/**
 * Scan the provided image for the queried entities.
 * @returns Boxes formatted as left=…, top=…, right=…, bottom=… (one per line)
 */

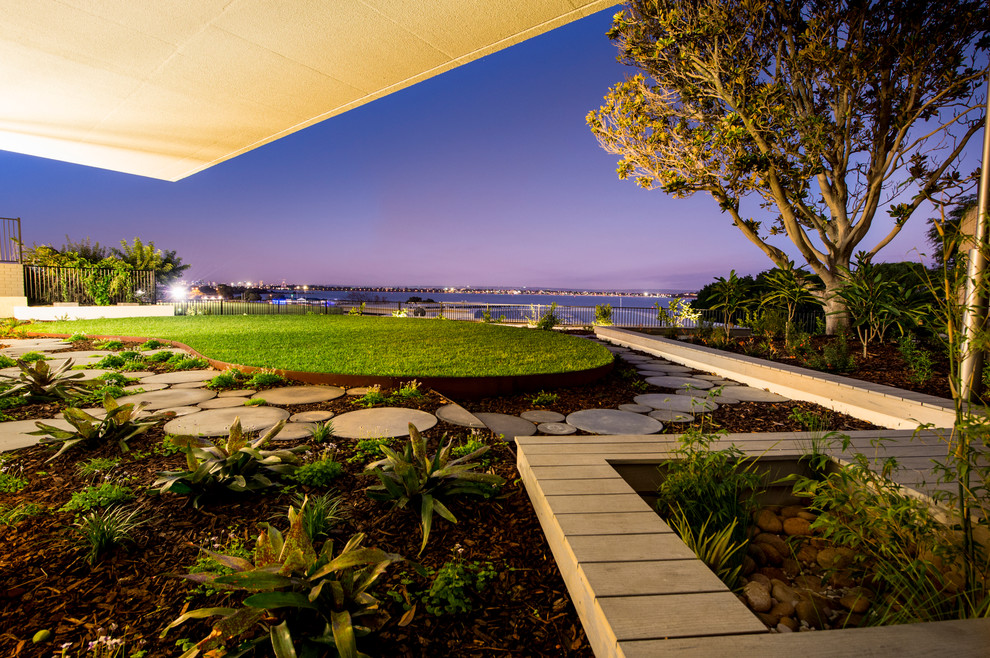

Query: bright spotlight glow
left=170, top=284, right=187, bottom=300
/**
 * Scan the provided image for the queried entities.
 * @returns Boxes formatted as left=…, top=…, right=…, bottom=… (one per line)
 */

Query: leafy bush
left=395, top=380, right=424, bottom=399
left=366, top=423, right=505, bottom=554
left=138, top=339, right=167, bottom=350
left=535, top=303, right=561, bottom=331
left=67, top=332, right=88, bottom=343
left=32, top=394, right=167, bottom=460
left=0, top=358, right=95, bottom=401
left=349, top=437, right=394, bottom=463
left=451, top=437, right=494, bottom=469
left=294, top=491, right=346, bottom=543
left=96, top=372, right=133, bottom=387
left=0, top=469, right=28, bottom=493
left=153, top=419, right=305, bottom=507
left=245, top=369, right=286, bottom=388
left=76, top=457, right=121, bottom=481
left=355, top=385, right=390, bottom=408
left=291, top=452, right=344, bottom=487
left=529, top=390, right=559, bottom=407
left=423, top=553, right=498, bottom=615
left=898, top=335, right=935, bottom=385
left=803, top=331, right=857, bottom=373
left=0, top=354, right=15, bottom=369
left=165, top=354, right=209, bottom=371
left=308, top=420, right=334, bottom=443
left=594, top=304, right=614, bottom=326
left=94, top=340, right=125, bottom=351
left=206, top=368, right=245, bottom=390
left=72, top=505, right=144, bottom=565
left=163, top=500, right=402, bottom=658
left=18, top=351, right=47, bottom=363
left=145, top=350, right=174, bottom=364
left=668, top=508, right=747, bottom=589
left=243, top=398, right=265, bottom=407
left=60, top=482, right=136, bottom=514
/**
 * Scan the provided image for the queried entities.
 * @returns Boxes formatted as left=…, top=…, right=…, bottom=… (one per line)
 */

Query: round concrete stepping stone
left=708, top=379, right=739, bottom=387
left=648, top=409, right=695, bottom=423
left=171, top=381, right=207, bottom=388
left=199, top=397, right=252, bottom=409
left=650, top=365, right=695, bottom=373
left=123, top=382, right=169, bottom=393
left=634, top=394, right=718, bottom=413
left=41, top=350, right=114, bottom=360
left=474, top=413, right=537, bottom=441
left=435, top=404, right=486, bottom=429
left=141, top=370, right=217, bottom=384
left=124, top=388, right=216, bottom=410
left=332, top=407, right=437, bottom=439
left=620, top=354, right=653, bottom=362
left=119, top=370, right=155, bottom=379
left=346, top=387, right=373, bottom=396
left=520, top=410, right=565, bottom=423
left=251, top=385, right=345, bottom=405
left=163, top=406, right=290, bottom=437
left=675, top=389, right=741, bottom=404
left=154, top=406, right=201, bottom=418
left=618, top=403, right=653, bottom=413
left=271, top=423, right=317, bottom=441
left=716, top=386, right=790, bottom=402
left=217, top=389, right=256, bottom=397
left=645, top=376, right=714, bottom=390
left=565, top=409, right=663, bottom=435
left=0, top=418, right=74, bottom=451
left=290, top=410, right=335, bottom=423
left=694, top=374, right=725, bottom=381
left=1, top=338, right=70, bottom=349
left=538, top=422, right=577, bottom=435
left=604, top=346, right=629, bottom=353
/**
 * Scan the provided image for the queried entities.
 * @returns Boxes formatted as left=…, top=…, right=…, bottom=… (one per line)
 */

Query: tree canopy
left=24, top=236, right=190, bottom=287
left=588, top=0, right=988, bottom=331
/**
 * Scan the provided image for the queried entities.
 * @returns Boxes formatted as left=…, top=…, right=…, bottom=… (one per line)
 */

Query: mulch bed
left=0, top=335, right=902, bottom=656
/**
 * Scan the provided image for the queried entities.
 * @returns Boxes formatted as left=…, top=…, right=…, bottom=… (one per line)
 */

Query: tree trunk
left=818, top=282, right=850, bottom=335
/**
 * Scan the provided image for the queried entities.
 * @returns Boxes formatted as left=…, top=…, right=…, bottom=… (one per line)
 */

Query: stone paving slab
left=332, top=407, right=437, bottom=439
left=435, top=403, right=487, bottom=429
left=163, top=406, right=290, bottom=437
left=674, top=390, right=741, bottom=404
left=0, top=418, right=73, bottom=451
left=538, top=422, right=577, bottom=435
left=647, top=409, right=695, bottom=423
left=474, top=413, right=537, bottom=440
left=251, top=385, right=345, bottom=405
left=618, top=403, right=653, bottom=414
left=123, top=383, right=169, bottom=393
left=565, top=409, right=663, bottom=435
left=154, top=406, right=202, bottom=418
left=644, top=375, right=714, bottom=390
left=347, top=387, right=373, bottom=396
left=217, top=389, right=256, bottom=397
left=272, top=423, right=317, bottom=441
left=198, top=397, right=251, bottom=409
left=124, top=388, right=216, bottom=410
left=290, top=410, right=335, bottom=423
left=634, top=394, right=718, bottom=413
left=520, top=410, right=566, bottom=423
left=141, top=370, right=217, bottom=384
left=171, top=381, right=207, bottom=389
left=43, top=350, right=114, bottom=360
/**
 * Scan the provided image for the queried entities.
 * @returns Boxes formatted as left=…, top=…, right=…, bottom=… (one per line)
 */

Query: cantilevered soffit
left=1, top=0, right=618, bottom=181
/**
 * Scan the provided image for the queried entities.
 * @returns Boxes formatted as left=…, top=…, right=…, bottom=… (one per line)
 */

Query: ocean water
left=268, top=289, right=685, bottom=308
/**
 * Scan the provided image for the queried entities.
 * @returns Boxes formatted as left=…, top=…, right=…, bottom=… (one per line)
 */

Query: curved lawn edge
left=28, top=331, right=613, bottom=399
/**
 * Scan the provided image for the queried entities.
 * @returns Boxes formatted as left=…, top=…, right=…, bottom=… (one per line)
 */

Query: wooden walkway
left=516, top=429, right=990, bottom=657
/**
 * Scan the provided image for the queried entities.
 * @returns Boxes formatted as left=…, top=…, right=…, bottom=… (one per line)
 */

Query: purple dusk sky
left=0, top=8, right=975, bottom=292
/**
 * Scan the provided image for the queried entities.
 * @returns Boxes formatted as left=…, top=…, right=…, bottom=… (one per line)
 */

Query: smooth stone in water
left=474, top=413, right=537, bottom=441
left=538, top=422, right=576, bottom=435
left=634, top=394, right=718, bottom=413
left=332, top=407, right=437, bottom=439
left=435, top=404, right=486, bottom=429
left=163, top=406, right=290, bottom=437
left=217, top=389, right=256, bottom=397
left=290, top=410, right=335, bottom=423
left=617, top=403, right=652, bottom=413
left=645, top=376, right=714, bottom=390
left=252, top=385, right=345, bottom=405
left=565, top=409, right=663, bottom=435
left=520, top=410, right=565, bottom=423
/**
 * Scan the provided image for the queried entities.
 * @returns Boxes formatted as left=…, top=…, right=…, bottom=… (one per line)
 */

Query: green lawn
left=36, top=316, right=612, bottom=377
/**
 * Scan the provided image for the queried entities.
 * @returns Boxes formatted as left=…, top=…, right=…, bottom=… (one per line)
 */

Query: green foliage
left=0, top=502, right=42, bottom=526
left=451, top=437, right=494, bottom=469
left=93, top=354, right=126, bottom=370
left=119, top=350, right=141, bottom=361
left=738, top=307, right=787, bottom=340
left=163, top=499, right=402, bottom=658
left=593, top=303, right=614, bottom=326
left=67, top=332, right=88, bottom=343
left=348, top=301, right=366, bottom=316
left=60, top=482, right=136, bottom=514
left=291, top=451, right=344, bottom=488
left=206, top=368, right=245, bottom=390
left=72, top=504, right=144, bottom=565
left=165, top=354, right=209, bottom=371
left=245, top=369, right=286, bottom=388
left=529, top=390, right=559, bottom=407
left=18, top=351, right=46, bottom=363
left=139, top=339, right=167, bottom=350
left=395, top=379, right=424, bottom=399
left=348, top=437, right=394, bottom=464
left=708, top=270, right=754, bottom=339
left=76, top=457, right=121, bottom=481
left=0, top=469, right=28, bottom=493
left=112, top=237, right=190, bottom=287
left=354, top=385, right=389, bottom=408
left=243, top=398, right=265, bottom=407
left=0, top=358, right=95, bottom=401
left=294, top=491, right=346, bottom=543
left=96, top=372, right=133, bottom=387
left=186, top=533, right=253, bottom=598
left=94, top=340, right=125, bottom=351
left=802, top=332, right=857, bottom=373
left=366, top=424, right=505, bottom=554
left=32, top=394, right=167, bottom=460
left=668, top=508, right=747, bottom=590
left=423, top=552, right=498, bottom=616
left=898, top=335, right=935, bottom=385
left=0, top=354, right=14, bottom=370
left=153, top=419, right=305, bottom=508
left=760, top=262, right=821, bottom=341
left=308, top=420, right=334, bottom=443
left=145, top=350, right=174, bottom=364
left=535, top=303, right=561, bottom=331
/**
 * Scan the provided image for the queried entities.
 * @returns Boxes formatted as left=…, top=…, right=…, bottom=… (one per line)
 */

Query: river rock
left=817, top=546, right=854, bottom=570
left=826, top=569, right=859, bottom=589
left=798, top=510, right=818, bottom=522
left=793, top=574, right=823, bottom=593
left=782, top=558, right=801, bottom=578
left=770, top=600, right=796, bottom=618
left=755, top=509, right=783, bottom=533
left=749, top=573, right=771, bottom=589
left=796, top=543, right=819, bottom=565
left=771, top=580, right=800, bottom=606
left=780, top=505, right=804, bottom=518
left=839, top=588, right=872, bottom=614
left=747, top=543, right=767, bottom=565
left=795, top=598, right=830, bottom=629
left=754, top=533, right=789, bottom=557
left=741, top=555, right=757, bottom=576
left=743, top=581, right=772, bottom=613
left=783, top=517, right=812, bottom=536
left=777, top=617, right=799, bottom=632
left=759, top=542, right=784, bottom=566
left=760, top=566, right=789, bottom=582
left=757, top=612, right=780, bottom=627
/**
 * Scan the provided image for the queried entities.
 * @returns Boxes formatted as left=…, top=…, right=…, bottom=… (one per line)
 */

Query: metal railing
left=25, top=266, right=156, bottom=306
left=0, top=217, right=22, bottom=263
left=168, top=298, right=821, bottom=331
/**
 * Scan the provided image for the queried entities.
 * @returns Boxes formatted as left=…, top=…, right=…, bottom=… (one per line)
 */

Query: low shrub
left=60, top=482, right=136, bottom=514
left=291, top=449, right=344, bottom=487
left=423, top=551, right=498, bottom=616
left=73, top=505, right=144, bottom=565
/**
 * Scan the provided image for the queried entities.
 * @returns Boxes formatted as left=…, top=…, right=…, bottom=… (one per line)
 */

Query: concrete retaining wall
left=15, top=305, right=175, bottom=321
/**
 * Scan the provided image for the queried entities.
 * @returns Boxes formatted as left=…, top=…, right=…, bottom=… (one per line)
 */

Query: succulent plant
left=162, top=498, right=403, bottom=658
left=153, top=418, right=305, bottom=507
left=366, top=423, right=504, bottom=554
left=0, top=358, right=95, bottom=401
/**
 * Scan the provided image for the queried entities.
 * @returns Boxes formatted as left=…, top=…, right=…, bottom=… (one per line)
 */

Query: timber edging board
left=595, top=327, right=957, bottom=430
left=516, top=431, right=990, bottom=657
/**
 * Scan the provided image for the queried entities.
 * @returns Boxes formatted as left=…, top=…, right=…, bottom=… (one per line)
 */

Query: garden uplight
left=170, top=284, right=187, bottom=300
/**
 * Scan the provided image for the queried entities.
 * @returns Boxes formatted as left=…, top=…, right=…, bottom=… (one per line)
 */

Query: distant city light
left=170, top=284, right=187, bottom=300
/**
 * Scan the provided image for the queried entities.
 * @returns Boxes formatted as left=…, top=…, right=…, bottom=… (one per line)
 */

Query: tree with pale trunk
left=588, top=0, right=988, bottom=333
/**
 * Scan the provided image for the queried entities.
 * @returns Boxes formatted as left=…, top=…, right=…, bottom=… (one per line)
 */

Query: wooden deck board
left=598, top=592, right=766, bottom=640
left=582, top=560, right=729, bottom=596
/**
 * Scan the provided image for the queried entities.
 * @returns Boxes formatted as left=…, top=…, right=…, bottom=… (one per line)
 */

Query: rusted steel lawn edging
left=595, top=326, right=956, bottom=430
left=28, top=332, right=612, bottom=398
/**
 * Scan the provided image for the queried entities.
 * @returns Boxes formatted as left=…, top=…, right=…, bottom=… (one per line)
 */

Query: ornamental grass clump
left=163, top=498, right=402, bottom=658
left=0, top=358, right=95, bottom=402
left=32, top=394, right=168, bottom=460
left=153, top=418, right=305, bottom=508
left=72, top=504, right=144, bottom=565
left=365, top=424, right=505, bottom=554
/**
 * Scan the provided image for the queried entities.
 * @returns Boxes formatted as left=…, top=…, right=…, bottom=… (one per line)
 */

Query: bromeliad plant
left=153, top=418, right=305, bottom=508
left=0, top=358, right=95, bottom=402
left=163, top=499, right=403, bottom=658
left=365, top=424, right=505, bottom=554
left=31, top=394, right=167, bottom=460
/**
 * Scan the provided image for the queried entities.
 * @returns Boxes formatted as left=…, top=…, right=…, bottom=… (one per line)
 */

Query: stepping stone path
left=272, top=423, right=316, bottom=441
left=290, top=410, right=335, bottom=423
left=141, top=370, right=217, bottom=384
left=123, top=388, right=216, bottom=410
left=347, top=387, right=373, bottom=396
left=634, top=393, right=718, bottom=413
left=716, top=386, right=789, bottom=402
left=618, top=403, right=653, bottom=413
left=123, top=383, right=168, bottom=393
left=644, top=375, right=714, bottom=390
left=0, top=418, right=74, bottom=451
left=648, top=409, right=694, bottom=423
left=674, top=390, right=741, bottom=404
left=199, top=397, right=251, bottom=409
left=332, top=407, right=437, bottom=439
left=251, top=385, right=345, bottom=405
left=164, top=406, right=290, bottom=437
left=436, top=403, right=487, bottom=429
left=217, top=389, right=256, bottom=397
left=520, top=410, right=565, bottom=423
left=154, top=406, right=201, bottom=418
left=539, top=422, right=576, bottom=435
left=647, top=365, right=694, bottom=373
left=565, top=409, right=663, bottom=435
left=474, top=413, right=536, bottom=441
left=171, top=381, right=207, bottom=389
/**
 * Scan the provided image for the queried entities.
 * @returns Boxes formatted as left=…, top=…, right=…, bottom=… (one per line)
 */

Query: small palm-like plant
left=31, top=394, right=167, bottom=460
left=0, top=358, right=95, bottom=401
left=153, top=418, right=305, bottom=507
left=366, top=424, right=505, bottom=554
left=162, top=498, right=403, bottom=658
